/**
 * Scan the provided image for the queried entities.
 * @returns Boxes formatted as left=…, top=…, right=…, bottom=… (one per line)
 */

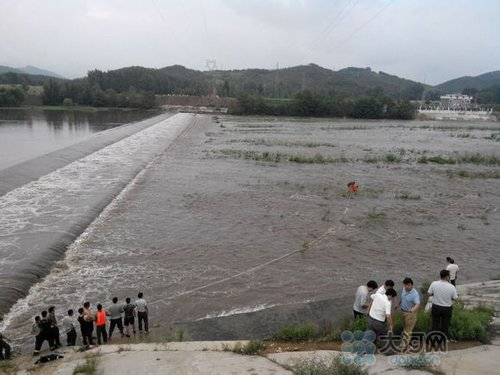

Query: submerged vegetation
left=228, top=138, right=337, bottom=148
left=217, top=148, right=500, bottom=170
left=218, top=149, right=348, bottom=164
left=419, top=153, right=500, bottom=166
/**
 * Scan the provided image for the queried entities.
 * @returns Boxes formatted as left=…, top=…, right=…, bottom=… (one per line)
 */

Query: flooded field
left=2, top=114, right=499, bottom=349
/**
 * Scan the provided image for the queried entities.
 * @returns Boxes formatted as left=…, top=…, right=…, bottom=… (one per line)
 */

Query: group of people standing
left=352, top=257, right=460, bottom=353
left=31, top=292, right=149, bottom=356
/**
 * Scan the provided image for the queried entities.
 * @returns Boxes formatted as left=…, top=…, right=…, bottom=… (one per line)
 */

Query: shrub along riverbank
left=270, top=303, right=494, bottom=344
left=230, top=91, right=416, bottom=120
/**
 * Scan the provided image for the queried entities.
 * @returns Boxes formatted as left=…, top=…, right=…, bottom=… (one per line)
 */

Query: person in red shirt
left=347, top=181, right=359, bottom=192
left=94, top=304, right=108, bottom=345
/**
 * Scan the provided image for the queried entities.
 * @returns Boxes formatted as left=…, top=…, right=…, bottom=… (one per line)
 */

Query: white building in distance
left=440, top=94, right=473, bottom=109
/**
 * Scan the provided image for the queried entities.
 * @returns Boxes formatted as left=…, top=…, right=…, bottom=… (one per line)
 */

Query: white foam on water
left=0, top=113, right=195, bottom=334
left=197, top=303, right=282, bottom=320
left=0, top=113, right=192, bottom=238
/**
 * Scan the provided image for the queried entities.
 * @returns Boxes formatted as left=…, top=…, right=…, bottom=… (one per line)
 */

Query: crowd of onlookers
left=352, top=257, right=459, bottom=353
left=0, top=256, right=462, bottom=360
left=28, top=292, right=149, bottom=356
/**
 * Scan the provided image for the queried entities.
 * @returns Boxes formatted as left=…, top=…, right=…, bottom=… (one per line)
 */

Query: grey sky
left=1, top=0, right=499, bottom=85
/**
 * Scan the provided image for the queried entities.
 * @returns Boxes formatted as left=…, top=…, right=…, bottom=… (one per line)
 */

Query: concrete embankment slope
left=6, top=281, right=499, bottom=375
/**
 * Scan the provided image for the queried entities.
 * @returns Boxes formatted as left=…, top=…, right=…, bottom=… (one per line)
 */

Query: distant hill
left=18, top=65, right=65, bottom=79
left=212, top=64, right=428, bottom=99
left=86, top=63, right=428, bottom=99
left=0, top=65, right=64, bottom=79
left=86, top=65, right=208, bottom=95
left=0, top=65, right=23, bottom=75
left=436, top=71, right=500, bottom=93
left=2, top=62, right=500, bottom=102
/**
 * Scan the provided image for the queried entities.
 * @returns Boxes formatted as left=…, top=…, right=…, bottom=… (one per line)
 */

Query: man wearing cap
left=396, top=277, right=420, bottom=352
left=427, top=270, right=458, bottom=341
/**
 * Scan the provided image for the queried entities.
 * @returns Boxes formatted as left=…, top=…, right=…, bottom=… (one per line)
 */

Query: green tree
left=462, top=87, right=477, bottom=97
left=351, top=97, right=383, bottom=118
left=42, top=79, right=63, bottom=105
left=294, top=90, right=319, bottom=116
left=91, top=87, right=107, bottom=107
left=0, top=86, right=25, bottom=107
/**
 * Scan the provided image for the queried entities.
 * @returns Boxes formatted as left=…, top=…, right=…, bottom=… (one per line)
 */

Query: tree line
left=2, top=66, right=500, bottom=113
left=0, top=86, right=25, bottom=107
left=41, top=78, right=156, bottom=109
left=231, top=90, right=416, bottom=119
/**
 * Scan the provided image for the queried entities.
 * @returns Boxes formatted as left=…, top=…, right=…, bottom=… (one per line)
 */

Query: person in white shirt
left=446, top=257, right=459, bottom=286
left=376, top=280, right=395, bottom=294
left=135, top=292, right=149, bottom=333
left=367, top=288, right=397, bottom=347
left=353, top=280, right=378, bottom=318
left=427, top=269, right=458, bottom=340
left=61, top=309, right=77, bottom=346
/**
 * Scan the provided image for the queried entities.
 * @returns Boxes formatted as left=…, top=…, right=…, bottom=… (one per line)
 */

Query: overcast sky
left=1, top=0, right=499, bottom=85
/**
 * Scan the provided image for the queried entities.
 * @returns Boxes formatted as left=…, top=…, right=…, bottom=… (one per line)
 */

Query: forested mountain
left=18, top=65, right=66, bottom=79
left=0, top=65, right=24, bottom=74
left=86, top=65, right=208, bottom=95
left=0, top=65, right=63, bottom=78
left=2, top=63, right=500, bottom=107
left=0, top=71, right=60, bottom=85
left=212, top=64, right=427, bottom=100
left=436, top=71, right=500, bottom=93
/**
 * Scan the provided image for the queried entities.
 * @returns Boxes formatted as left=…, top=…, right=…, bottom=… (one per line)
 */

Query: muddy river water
left=1, top=113, right=499, bottom=350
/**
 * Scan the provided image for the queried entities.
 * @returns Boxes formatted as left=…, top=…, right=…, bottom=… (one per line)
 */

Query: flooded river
left=1, top=113, right=499, bottom=350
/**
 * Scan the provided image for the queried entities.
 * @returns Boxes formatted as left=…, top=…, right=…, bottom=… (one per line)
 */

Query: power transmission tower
left=206, top=59, right=217, bottom=97
left=274, top=62, right=280, bottom=99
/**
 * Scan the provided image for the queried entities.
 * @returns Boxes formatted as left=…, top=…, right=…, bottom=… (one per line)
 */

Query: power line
left=150, top=0, right=180, bottom=44
left=326, top=0, right=394, bottom=53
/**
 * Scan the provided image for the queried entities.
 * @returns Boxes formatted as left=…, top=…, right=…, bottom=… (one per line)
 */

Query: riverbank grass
left=73, top=353, right=98, bottom=375
left=291, top=355, right=368, bottom=375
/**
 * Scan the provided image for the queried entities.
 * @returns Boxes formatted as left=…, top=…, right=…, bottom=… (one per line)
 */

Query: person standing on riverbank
left=82, top=302, right=95, bottom=346
left=35, top=310, right=55, bottom=352
left=353, top=280, right=378, bottom=318
left=0, top=331, right=11, bottom=361
left=77, top=308, right=90, bottom=347
left=135, top=292, right=149, bottom=333
left=95, top=304, right=108, bottom=345
left=123, top=297, right=137, bottom=337
left=427, top=270, right=458, bottom=342
left=62, top=309, right=77, bottom=346
left=108, top=297, right=125, bottom=340
left=376, top=280, right=395, bottom=294
left=396, top=277, right=420, bottom=352
left=367, top=288, right=397, bottom=348
left=47, top=306, right=62, bottom=348
left=446, top=257, right=459, bottom=286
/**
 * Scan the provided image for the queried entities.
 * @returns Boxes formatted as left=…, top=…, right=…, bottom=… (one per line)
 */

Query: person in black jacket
left=0, top=331, right=11, bottom=360
left=33, top=310, right=55, bottom=354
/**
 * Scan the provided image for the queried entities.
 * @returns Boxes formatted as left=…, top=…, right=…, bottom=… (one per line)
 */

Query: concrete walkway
left=10, top=342, right=500, bottom=375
